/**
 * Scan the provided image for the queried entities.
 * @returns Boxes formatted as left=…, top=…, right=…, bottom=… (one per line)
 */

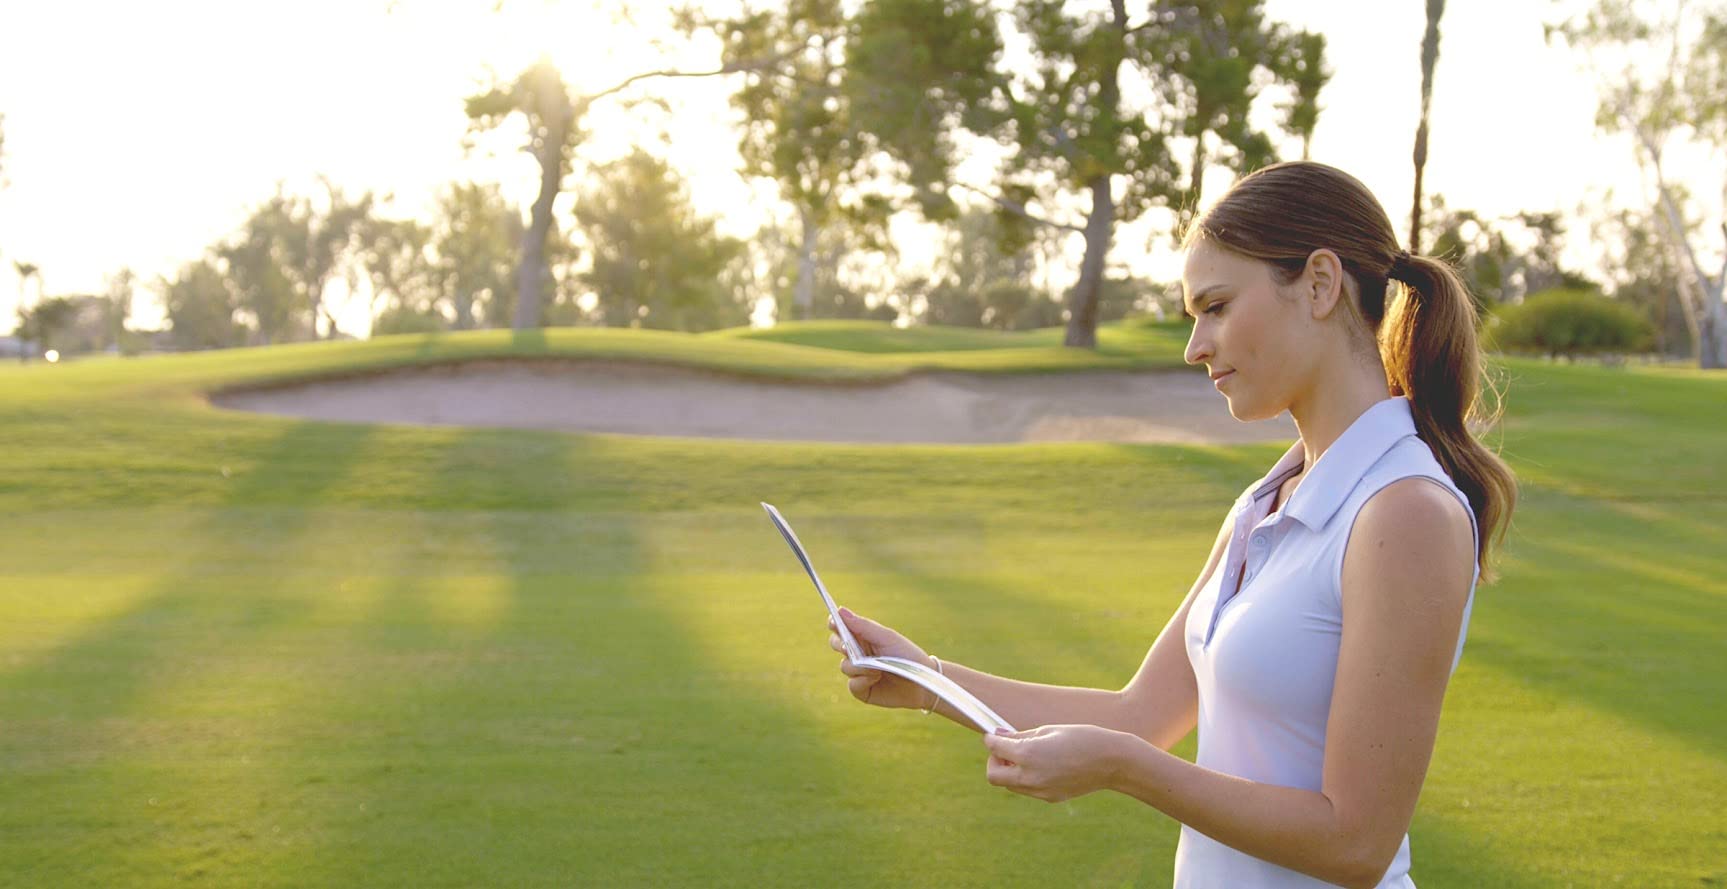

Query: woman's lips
left=1212, top=370, right=1235, bottom=388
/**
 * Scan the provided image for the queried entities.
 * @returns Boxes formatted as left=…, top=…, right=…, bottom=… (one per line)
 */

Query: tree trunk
left=794, top=207, right=819, bottom=321
left=516, top=112, right=568, bottom=330
left=1409, top=120, right=1429, bottom=253
left=1410, top=0, right=1444, bottom=254
left=1646, top=149, right=1726, bottom=367
left=1063, top=0, right=1127, bottom=350
left=454, top=289, right=475, bottom=330
left=1699, top=307, right=1727, bottom=369
left=1064, top=174, right=1114, bottom=349
left=1188, top=134, right=1207, bottom=231
left=308, top=295, right=323, bottom=340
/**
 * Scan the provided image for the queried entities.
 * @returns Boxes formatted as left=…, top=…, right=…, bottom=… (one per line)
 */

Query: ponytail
left=1383, top=255, right=1517, bottom=581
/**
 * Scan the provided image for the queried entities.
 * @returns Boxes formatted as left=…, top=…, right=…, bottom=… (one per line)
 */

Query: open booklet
left=761, top=502, right=1015, bottom=734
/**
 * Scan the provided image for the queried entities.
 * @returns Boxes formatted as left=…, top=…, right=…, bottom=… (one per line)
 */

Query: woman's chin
left=1223, top=396, right=1277, bottom=423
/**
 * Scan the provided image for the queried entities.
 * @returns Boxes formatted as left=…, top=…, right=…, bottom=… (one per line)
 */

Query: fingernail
left=994, top=727, right=1011, bottom=735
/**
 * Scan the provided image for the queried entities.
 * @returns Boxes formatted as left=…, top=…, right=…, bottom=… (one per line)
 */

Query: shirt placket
left=1204, top=496, right=1265, bottom=647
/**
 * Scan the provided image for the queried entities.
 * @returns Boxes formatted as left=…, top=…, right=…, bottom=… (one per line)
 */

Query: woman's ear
left=1304, top=249, right=1345, bottom=320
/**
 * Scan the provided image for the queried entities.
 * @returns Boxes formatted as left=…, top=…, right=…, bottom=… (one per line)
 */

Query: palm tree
left=1410, top=0, right=1445, bottom=253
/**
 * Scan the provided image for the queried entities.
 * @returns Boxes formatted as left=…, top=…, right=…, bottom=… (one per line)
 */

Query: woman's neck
left=1287, top=360, right=1395, bottom=472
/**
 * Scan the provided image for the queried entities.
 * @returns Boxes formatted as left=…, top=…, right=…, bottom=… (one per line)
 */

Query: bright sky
left=0, top=0, right=1718, bottom=337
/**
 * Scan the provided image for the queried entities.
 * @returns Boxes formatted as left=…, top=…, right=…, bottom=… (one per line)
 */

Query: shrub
left=1486, top=288, right=1654, bottom=359
left=372, top=306, right=448, bottom=337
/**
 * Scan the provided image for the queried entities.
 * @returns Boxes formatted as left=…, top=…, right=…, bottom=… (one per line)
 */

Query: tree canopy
left=1550, top=0, right=1727, bottom=367
left=575, top=149, right=750, bottom=332
left=844, top=0, right=1327, bottom=347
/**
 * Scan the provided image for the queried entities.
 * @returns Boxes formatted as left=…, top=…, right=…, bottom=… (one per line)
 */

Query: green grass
left=0, top=323, right=1721, bottom=887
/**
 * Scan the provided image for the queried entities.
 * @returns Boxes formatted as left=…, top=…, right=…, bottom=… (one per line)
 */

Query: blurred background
left=0, top=0, right=1720, bottom=363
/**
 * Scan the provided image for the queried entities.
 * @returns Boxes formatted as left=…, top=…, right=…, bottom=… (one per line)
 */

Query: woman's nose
left=1184, top=324, right=1211, bottom=366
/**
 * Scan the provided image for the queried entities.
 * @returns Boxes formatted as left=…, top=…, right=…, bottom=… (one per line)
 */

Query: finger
left=838, top=658, right=879, bottom=679
left=986, top=757, right=1023, bottom=789
left=829, top=633, right=843, bottom=652
left=848, top=674, right=880, bottom=700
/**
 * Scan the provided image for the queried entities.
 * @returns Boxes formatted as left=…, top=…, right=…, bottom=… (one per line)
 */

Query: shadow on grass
left=1470, top=491, right=1727, bottom=762
left=1404, top=811, right=1558, bottom=889
left=0, top=418, right=377, bottom=883
left=290, top=427, right=898, bottom=887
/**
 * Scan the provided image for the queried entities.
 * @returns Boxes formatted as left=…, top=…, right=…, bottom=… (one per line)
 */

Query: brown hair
left=1185, top=160, right=1515, bottom=580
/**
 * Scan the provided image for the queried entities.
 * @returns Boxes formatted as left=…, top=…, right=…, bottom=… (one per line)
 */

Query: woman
left=827, top=161, right=1516, bottom=888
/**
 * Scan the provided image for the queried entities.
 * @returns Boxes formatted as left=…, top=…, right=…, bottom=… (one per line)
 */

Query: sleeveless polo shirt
left=1174, top=396, right=1479, bottom=889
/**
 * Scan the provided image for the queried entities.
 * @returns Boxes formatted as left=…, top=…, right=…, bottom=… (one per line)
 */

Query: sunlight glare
left=472, top=0, right=620, bottom=96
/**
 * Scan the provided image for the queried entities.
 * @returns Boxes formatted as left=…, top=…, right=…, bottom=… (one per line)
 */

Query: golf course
left=1, top=319, right=1722, bottom=887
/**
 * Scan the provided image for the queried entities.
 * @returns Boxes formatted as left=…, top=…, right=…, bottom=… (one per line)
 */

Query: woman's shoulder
left=1332, top=437, right=1477, bottom=569
left=1355, top=436, right=1470, bottom=510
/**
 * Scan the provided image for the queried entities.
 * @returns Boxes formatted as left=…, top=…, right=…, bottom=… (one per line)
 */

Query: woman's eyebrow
left=1183, top=284, right=1229, bottom=316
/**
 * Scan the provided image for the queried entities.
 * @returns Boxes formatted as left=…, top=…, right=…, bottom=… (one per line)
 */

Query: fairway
left=1, top=323, right=1722, bottom=887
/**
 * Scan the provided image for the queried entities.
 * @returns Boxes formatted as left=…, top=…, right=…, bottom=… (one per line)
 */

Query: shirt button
left=1252, top=535, right=1267, bottom=547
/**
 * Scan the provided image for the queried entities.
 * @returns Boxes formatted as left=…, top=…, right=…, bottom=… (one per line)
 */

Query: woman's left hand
left=981, top=724, right=1138, bottom=803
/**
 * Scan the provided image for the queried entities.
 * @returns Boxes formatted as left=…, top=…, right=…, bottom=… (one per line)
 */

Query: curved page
left=762, top=502, right=863, bottom=662
left=762, top=502, right=1015, bottom=733
left=860, top=655, right=1015, bottom=734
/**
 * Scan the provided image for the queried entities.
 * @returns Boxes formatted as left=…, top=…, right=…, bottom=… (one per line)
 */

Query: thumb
left=983, top=728, right=1024, bottom=756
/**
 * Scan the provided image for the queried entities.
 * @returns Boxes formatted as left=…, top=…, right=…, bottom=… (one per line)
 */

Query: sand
left=211, top=360, right=1297, bottom=445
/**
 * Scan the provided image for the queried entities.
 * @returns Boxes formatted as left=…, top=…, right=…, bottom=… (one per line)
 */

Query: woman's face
left=1181, top=239, right=1320, bottom=422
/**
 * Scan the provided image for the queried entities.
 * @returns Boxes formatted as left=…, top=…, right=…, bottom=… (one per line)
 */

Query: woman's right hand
left=828, top=606, right=937, bottom=711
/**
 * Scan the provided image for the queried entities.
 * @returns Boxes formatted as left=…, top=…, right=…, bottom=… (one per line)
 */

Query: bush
left=372, top=306, right=448, bottom=337
left=1486, top=288, right=1654, bottom=359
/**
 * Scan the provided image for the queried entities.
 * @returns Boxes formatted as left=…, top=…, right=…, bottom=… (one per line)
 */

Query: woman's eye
left=1203, top=302, right=1226, bottom=316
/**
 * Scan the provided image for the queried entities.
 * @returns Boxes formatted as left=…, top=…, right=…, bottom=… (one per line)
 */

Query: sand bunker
left=212, top=360, right=1296, bottom=445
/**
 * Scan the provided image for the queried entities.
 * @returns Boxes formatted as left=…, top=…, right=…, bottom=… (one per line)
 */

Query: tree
left=1550, top=0, right=1727, bottom=367
left=847, top=0, right=1326, bottom=348
left=1593, top=205, right=1692, bottom=354
left=359, top=216, right=446, bottom=334
left=17, top=296, right=77, bottom=357
left=12, top=260, right=38, bottom=361
left=292, top=180, right=374, bottom=339
left=1424, top=197, right=1596, bottom=312
left=466, top=60, right=578, bottom=330
left=433, top=182, right=524, bottom=329
left=707, top=0, right=892, bottom=322
left=747, top=220, right=894, bottom=323
left=221, top=196, right=304, bottom=345
left=914, top=206, right=1059, bottom=328
left=575, top=149, right=750, bottom=332
left=162, top=258, right=247, bottom=350
left=220, top=183, right=374, bottom=344
left=465, top=31, right=798, bottom=331
left=1423, top=196, right=1514, bottom=312
left=99, top=269, right=134, bottom=352
left=358, top=184, right=530, bottom=335
left=1410, top=0, right=1446, bottom=253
